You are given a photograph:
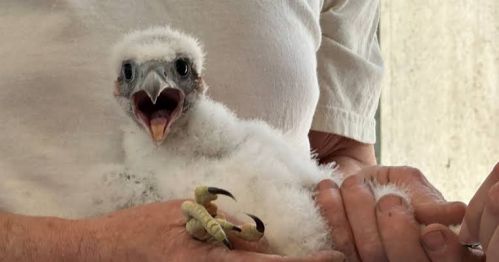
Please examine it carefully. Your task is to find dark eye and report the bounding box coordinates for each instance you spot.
[122,62,134,82]
[175,59,190,77]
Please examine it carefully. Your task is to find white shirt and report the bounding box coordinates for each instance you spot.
[0,0,382,214]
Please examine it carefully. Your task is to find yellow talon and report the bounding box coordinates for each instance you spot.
[182,186,264,249]
[194,186,235,205]
[233,214,265,241]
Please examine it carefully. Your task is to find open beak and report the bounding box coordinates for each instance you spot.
[131,72,185,144]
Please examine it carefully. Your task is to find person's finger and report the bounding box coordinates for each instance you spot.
[315,179,360,262]
[357,166,466,225]
[421,224,484,262]
[478,181,499,250]
[460,162,499,244]
[340,175,387,261]
[376,195,430,262]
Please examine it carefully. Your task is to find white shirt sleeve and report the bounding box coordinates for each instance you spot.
[312,0,384,144]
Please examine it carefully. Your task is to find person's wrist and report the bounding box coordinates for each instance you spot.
[0,212,100,261]
[35,216,103,261]
[75,215,129,262]
[67,218,105,261]
[80,212,148,262]
[308,131,376,175]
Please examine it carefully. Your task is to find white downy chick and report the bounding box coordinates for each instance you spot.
[105,26,410,256]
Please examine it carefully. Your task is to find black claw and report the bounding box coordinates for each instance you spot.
[207,187,236,200]
[246,213,265,233]
[223,239,233,250]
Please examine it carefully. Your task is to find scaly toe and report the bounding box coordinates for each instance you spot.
[194,186,236,206]
[235,213,265,241]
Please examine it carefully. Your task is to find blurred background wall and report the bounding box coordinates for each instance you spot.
[379,1,498,202]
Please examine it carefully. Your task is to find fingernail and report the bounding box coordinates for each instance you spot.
[341,175,363,189]
[316,179,338,191]
[422,230,446,252]
[377,195,404,212]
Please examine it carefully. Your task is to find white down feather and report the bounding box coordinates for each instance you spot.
[95,97,337,255]
[92,96,408,256]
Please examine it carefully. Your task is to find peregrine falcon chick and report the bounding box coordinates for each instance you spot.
[108,26,407,256]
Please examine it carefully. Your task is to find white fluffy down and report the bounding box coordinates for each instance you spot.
[92,96,409,256]
[118,97,337,255]
[111,26,205,75]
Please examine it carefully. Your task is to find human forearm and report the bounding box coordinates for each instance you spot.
[0,201,345,262]
[0,211,95,261]
[308,130,376,175]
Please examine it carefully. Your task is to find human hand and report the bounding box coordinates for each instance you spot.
[315,165,466,261]
[460,163,499,260]
[82,199,345,261]
[315,177,482,262]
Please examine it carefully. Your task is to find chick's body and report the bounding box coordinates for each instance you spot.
[108,96,336,256]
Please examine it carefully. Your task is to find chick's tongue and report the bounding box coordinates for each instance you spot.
[150,110,170,141]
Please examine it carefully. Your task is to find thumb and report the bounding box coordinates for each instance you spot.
[421,224,484,262]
